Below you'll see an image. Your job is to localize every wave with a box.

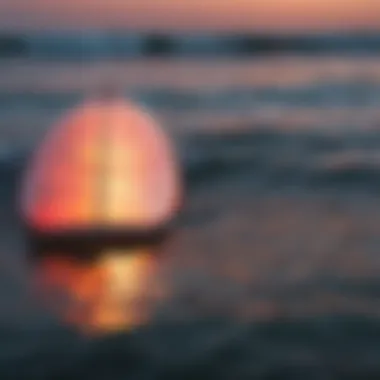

[183,130,380,193]
[2,81,380,111]
[1,32,380,60]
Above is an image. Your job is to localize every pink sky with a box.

[1,0,380,32]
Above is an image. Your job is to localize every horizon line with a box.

[1,26,380,36]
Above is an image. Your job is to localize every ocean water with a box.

[2,55,380,378]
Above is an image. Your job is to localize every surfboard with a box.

[20,97,182,250]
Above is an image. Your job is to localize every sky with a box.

[1,0,380,33]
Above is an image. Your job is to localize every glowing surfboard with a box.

[20,97,182,250]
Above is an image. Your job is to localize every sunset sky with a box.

[1,0,380,32]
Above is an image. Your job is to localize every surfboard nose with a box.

[20,97,183,253]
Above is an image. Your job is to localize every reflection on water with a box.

[32,248,159,335]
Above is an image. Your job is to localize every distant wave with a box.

[2,82,380,111]
[1,32,380,60]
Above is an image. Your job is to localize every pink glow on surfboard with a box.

[20,98,182,233]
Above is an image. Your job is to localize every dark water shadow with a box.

[1,314,380,379]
